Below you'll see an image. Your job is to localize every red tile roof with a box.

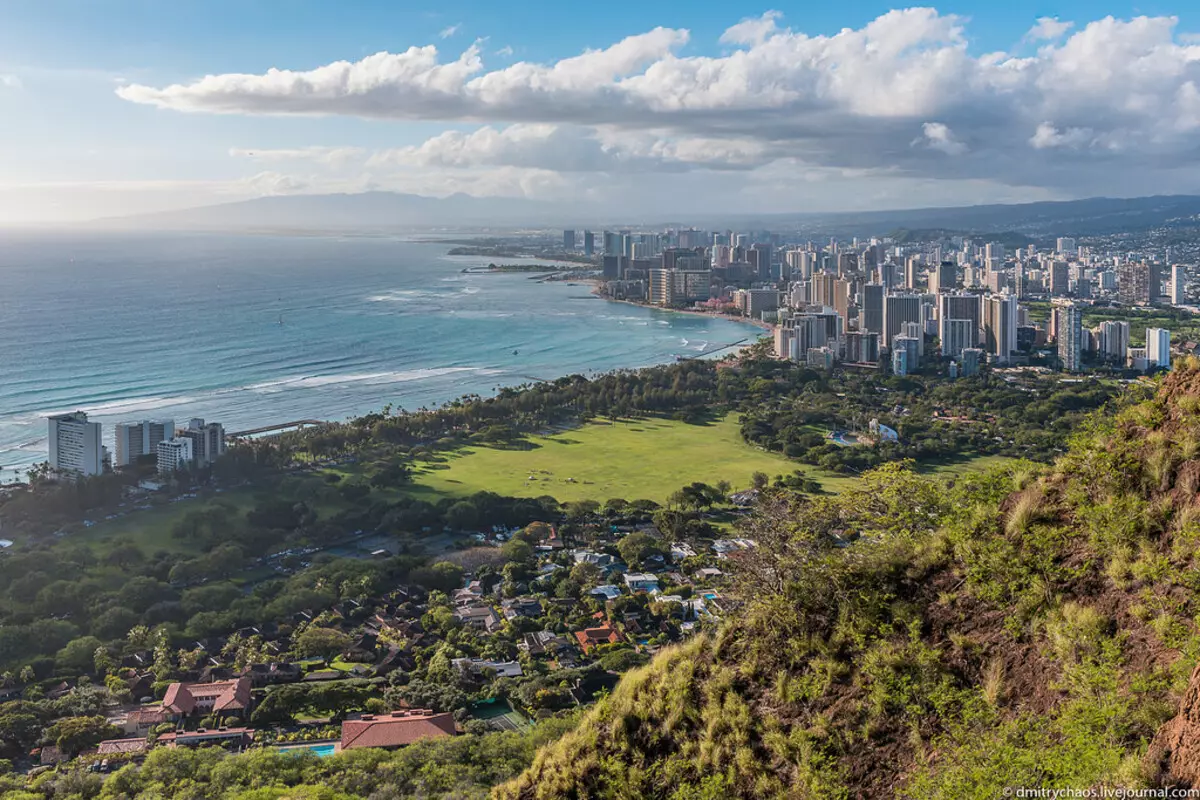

[162,677,251,714]
[574,624,622,653]
[97,738,149,755]
[340,710,457,750]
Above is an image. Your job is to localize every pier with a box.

[226,419,327,438]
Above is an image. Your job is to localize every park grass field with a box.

[412,415,856,502]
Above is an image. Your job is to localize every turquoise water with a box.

[0,232,759,480]
[279,742,337,757]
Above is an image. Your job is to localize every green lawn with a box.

[79,489,258,557]
[410,415,858,502]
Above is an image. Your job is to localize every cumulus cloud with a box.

[1026,17,1074,41]
[916,122,967,155]
[116,9,1200,193]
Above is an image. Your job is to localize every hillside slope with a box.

[498,363,1200,799]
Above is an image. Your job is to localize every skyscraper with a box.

[1055,304,1083,372]
[884,294,924,349]
[861,283,884,335]
[1057,237,1077,255]
[938,294,982,349]
[48,411,103,476]
[1147,328,1172,369]
[114,419,175,468]
[1098,320,1130,363]
[1172,265,1187,306]
[905,256,921,291]
[984,295,1019,364]
[583,231,595,257]
[562,230,575,251]
[1118,262,1152,306]
[156,437,194,476]
[940,319,977,359]
[1050,261,1070,297]
[931,261,958,294]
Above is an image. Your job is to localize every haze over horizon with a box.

[4,0,1200,223]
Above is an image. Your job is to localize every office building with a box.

[114,419,175,468]
[1172,265,1187,306]
[603,231,621,256]
[984,295,1019,364]
[48,411,104,477]
[156,437,194,476]
[178,418,226,466]
[1055,304,1083,372]
[562,230,575,251]
[860,283,884,335]
[583,231,594,257]
[1147,328,1171,369]
[884,294,924,349]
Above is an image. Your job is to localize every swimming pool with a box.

[278,742,337,757]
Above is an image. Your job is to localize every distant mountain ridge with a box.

[97,191,1200,238]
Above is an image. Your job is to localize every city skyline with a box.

[4,2,1200,222]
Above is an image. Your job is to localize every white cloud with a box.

[496,46,514,57]
[1026,17,1074,41]
[916,122,967,155]
[229,146,365,166]
[113,9,1200,194]
[439,23,462,39]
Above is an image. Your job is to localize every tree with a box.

[617,532,664,567]
[56,636,105,673]
[501,539,534,564]
[751,471,770,490]
[44,715,117,756]
[293,627,352,660]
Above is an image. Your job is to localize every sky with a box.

[2,0,1200,223]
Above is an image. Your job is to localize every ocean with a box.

[0,231,760,481]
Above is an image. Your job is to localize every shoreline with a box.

[585,281,775,332]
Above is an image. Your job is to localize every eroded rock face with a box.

[1147,664,1200,787]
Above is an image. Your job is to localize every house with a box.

[96,738,150,757]
[452,657,524,679]
[241,662,303,688]
[339,710,457,750]
[574,624,623,653]
[342,632,379,661]
[373,646,417,678]
[500,597,543,620]
[519,630,573,658]
[670,542,697,560]
[589,584,622,600]
[122,707,171,736]
[451,581,485,606]
[453,604,502,633]
[694,567,724,581]
[162,677,252,719]
[572,550,615,568]
[623,573,661,594]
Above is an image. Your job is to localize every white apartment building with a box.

[156,437,194,475]
[47,411,103,476]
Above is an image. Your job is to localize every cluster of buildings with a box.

[567,228,1188,375]
[46,413,226,478]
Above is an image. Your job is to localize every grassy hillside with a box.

[497,362,1200,799]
